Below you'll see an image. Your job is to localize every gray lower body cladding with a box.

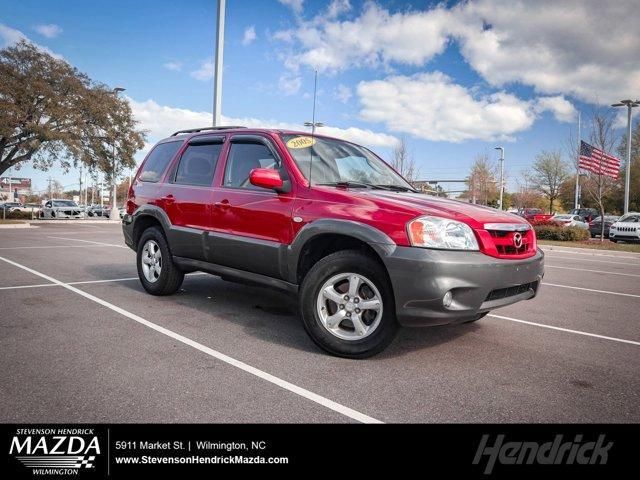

[383,247,545,326]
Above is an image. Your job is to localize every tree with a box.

[390,136,419,182]
[527,151,569,214]
[616,119,640,212]
[582,110,620,240]
[0,41,145,178]
[465,154,498,206]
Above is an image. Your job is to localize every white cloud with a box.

[275,2,451,72]
[242,25,256,46]
[357,72,541,142]
[34,24,62,38]
[127,97,397,148]
[278,74,302,95]
[327,0,351,19]
[163,61,182,71]
[278,0,304,15]
[533,96,577,123]
[274,0,640,104]
[0,23,64,59]
[334,84,352,103]
[190,60,214,81]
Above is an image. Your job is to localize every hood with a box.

[349,190,524,228]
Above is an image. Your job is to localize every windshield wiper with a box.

[374,184,419,193]
[318,181,394,190]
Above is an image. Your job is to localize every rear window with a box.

[139,141,183,183]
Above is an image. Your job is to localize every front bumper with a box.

[383,247,544,326]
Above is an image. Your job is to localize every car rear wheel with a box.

[137,227,184,295]
[300,250,398,358]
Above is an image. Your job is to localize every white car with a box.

[9,203,42,214]
[42,199,84,219]
[609,212,640,243]
[552,214,589,229]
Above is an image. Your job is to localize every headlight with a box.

[407,216,479,250]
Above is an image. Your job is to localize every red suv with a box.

[122,126,544,358]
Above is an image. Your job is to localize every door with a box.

[159,137,224,260]
[208,135,294,278]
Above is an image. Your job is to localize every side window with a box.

[223,142,279,189]
[174,143,222,186]
[139,141,183,183]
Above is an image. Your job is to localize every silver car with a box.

[42,199,84,219]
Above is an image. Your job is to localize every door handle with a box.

[161,194,175,204]
[214,199,230,209]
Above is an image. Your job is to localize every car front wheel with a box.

[300,250,398,358]
[137,227,184,295]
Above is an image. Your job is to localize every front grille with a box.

[616,226,639,232]
[487,229,533,256]
[485,281,538,302]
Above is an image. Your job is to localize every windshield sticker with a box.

[286,136,316,149]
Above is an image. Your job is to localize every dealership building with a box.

[0,177,32,202]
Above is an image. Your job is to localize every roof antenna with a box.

[304,70,321,189]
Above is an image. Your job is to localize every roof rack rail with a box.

[170,126,246,136]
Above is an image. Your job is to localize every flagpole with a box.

[574,111,580,209]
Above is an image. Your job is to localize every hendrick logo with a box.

[8,428,102,476]
[473,434,613,474]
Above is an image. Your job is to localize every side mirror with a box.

[249,168,284,191]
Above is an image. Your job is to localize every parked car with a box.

[86,204,110,218]
[122,126,544,358]
[517,208,554,223]
[589,215,619,238]
[570,208,599,223]
[551,214,589,229]
[9,203,42,214]
[609,213,640,243]
[41,199,83,219]
[1,201,22,212]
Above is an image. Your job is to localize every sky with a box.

[2,0,639,196]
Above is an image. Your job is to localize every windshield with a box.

[52,200,77,207]
[618,214,640,223]
[281,134,413,189]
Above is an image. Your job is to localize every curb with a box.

[0,223,38,229]
[28,219,122,225]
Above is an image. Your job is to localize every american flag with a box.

[578,140,620,179]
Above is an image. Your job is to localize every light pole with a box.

[213,0,226,126]
[611,99,639,214]
[110,87,125,221]
[495,146,505,210]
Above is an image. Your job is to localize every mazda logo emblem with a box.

[513,232,523,248]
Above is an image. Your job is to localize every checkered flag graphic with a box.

[74,456,96,468]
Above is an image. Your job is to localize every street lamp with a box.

[494,146,505,210]
[304,121,324,133]
[110,87,125,221]
[612,100,639,214]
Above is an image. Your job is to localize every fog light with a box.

[443,291,453,308]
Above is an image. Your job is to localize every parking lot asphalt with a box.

[1,222,638,423]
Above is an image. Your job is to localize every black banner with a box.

[1,424,636,478]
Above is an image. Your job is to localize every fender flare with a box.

[285,219,396,283]
[129,204,173,241]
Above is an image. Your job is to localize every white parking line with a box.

[545,265,640,277]
[47,236,128,249]
[0,255,381,424]
[542,282,640,298]
[544,255,640,266]
[0,245,112,250]
[540,247,640,259]
[0,272,207,291]
[489,314,640,347]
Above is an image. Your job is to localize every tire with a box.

[462,311,489,324]
[136,226,184,295]
[590,233,596,238]
[299,250,398,358]
[610,239,617,243]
